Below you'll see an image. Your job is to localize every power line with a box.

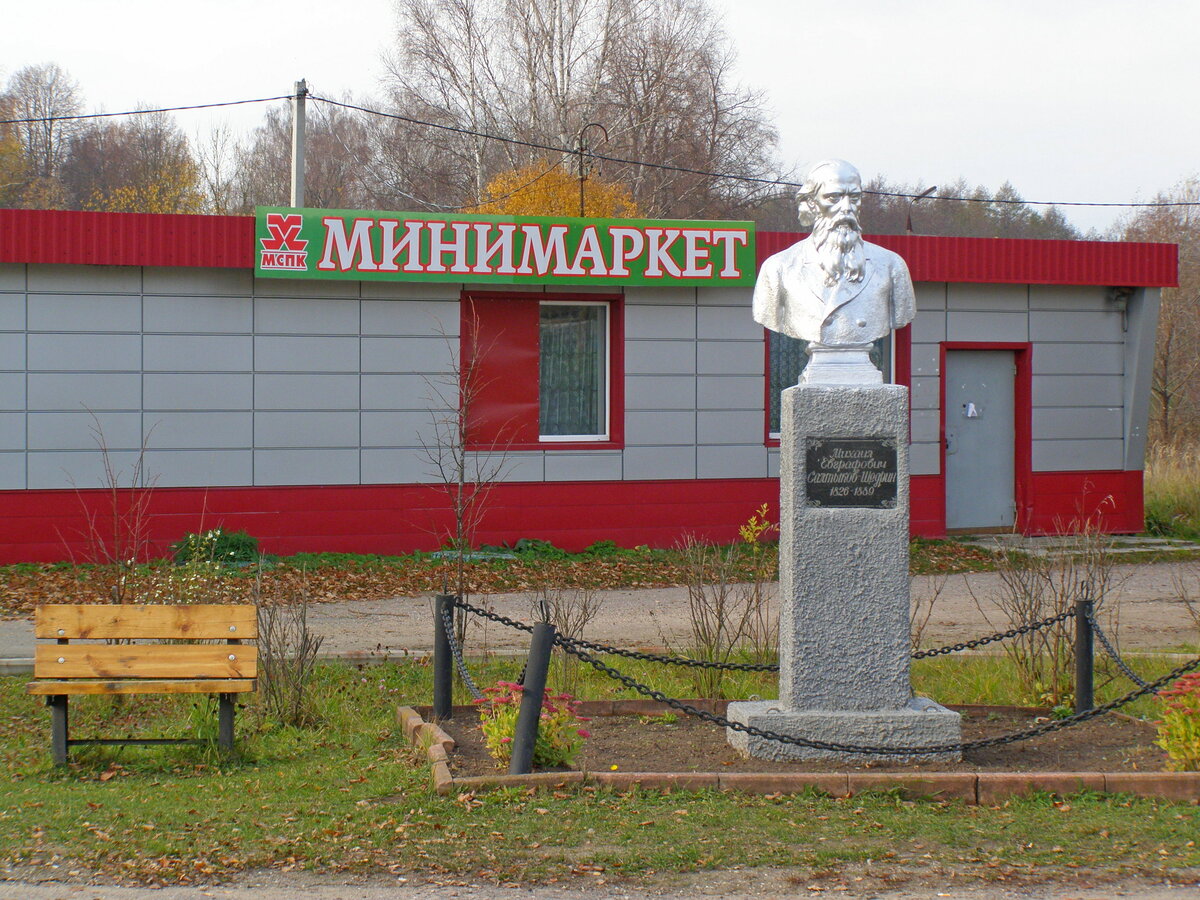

[0,95,293,127]
[3,90,1199,211]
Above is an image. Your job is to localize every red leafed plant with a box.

[1155,672,1200,771]
[475,681,590,768]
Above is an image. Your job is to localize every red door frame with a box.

[938,342,1033,533]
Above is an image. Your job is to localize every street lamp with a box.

[905,185,937,235]
[576,122,608,217]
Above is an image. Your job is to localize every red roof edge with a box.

[0,208,1179,287]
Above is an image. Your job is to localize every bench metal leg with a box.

[48,695,68,765]
[218,694,235,751]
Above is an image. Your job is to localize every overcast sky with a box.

[5,0,1199,234]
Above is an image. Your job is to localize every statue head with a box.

[797,159,865,286]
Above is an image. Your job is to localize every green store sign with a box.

[255,207,755,287]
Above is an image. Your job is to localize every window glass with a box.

[539,303,607,439]
[767,334,892,434]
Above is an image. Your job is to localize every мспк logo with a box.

[259,213,309,271]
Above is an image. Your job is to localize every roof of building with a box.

[0,208,1179,287]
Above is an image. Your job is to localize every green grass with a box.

[1145,442,1200,540]
[2,654,1198,886]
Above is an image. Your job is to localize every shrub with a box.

[1155,672,1200,771]
[172,528,260,566]
[475,681,589,768]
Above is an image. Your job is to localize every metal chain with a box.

[911,609,1077,659]
[1087,607,1155,692]
[553,631,1200,756]
[558,633,780,671]
[441,602,484,701]
[451,597,535,634]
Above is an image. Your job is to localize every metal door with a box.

[944,350,1016,530]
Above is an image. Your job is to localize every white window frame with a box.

[538,300,611,442]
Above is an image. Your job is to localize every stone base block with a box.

[725,697,963,763]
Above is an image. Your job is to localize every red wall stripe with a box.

[0,208,1177,287]
[0,472,1145,564]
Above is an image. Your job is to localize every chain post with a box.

[1074,598,1095,714]
[508,619,557,776]
[433,594,455,720]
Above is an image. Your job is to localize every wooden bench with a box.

[27,604,258,765]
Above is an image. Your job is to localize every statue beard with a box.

[811,214,865,287]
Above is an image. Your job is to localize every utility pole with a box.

[290,79,307,208]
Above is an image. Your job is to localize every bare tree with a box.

[6,63,82,181]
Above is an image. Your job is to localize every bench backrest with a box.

[33,604,258,680]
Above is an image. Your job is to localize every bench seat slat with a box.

[34,644,258,679]
[35,604,257,640]
[28,679,256,696]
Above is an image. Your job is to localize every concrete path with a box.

[3,560,1199,668]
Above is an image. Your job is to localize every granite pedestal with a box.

[727,383,961,762]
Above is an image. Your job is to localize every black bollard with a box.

[1074,598,1094,714]
[433,594,455,721]
[508,620,557,776]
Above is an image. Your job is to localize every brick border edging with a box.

[397,702,1200,804]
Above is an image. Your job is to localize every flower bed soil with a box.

[438,703,1170,778]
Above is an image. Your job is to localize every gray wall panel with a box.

[910,442,940,476]
[625,375,695,410]
[947,283,1027,311]
[1033,375,1124,408]
[1032,342,1124,376]
[29,294,141,332]
[27,450,144,489]
[146,450,254,487]
[0,412,24,450]
[1032,439,1124,472]
[361,373,434,409]
[1030,310,1123,343]
[487,451,545,482]
[697,305,762,340]
[361,282,461,301]
[623,445,696,480]
[911,376,940,410]
[946,311,1028,342]
[768,449,779,479]
[625,410,695,446]
[697,444,767,478]
[143,296,252,333]
[28,373,141,410]
[910,343,940,378]
[911,408,940,444]
[0,293,24,330]
[697,340,762,376]
[0,264,25,292]
[1033,406,1123,441]
[911,311,946,343]
[697,375,763,410]
[255,411,359,448]
[696,286,751,307]
[253,279,361,300]
[915,282,947,310]
[625,286,695,306]
[255,336,360,372]
[360,448,430,483]
[545,452,623,481]
[0,333,25,369]
[0,451,23,489]
[0,373,25,409]
[28,411,141,451]
[624,305,696,340]
[361,410,437,448]
[144,373,252,411]
[144,412,252,449]
[1030,285,1109,311]
[143,267,252,296]
[255,448,359,485]
[254,374,359,410]
[254,296,360,333]
[361,299,459,335]
[28,334,141,371]
[698,410,765,444]
[144,335,253,372]
[28,265,140,294]
[625,340,696,375]
[362,337,455,373]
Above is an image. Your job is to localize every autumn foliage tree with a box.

[472,158,638,217]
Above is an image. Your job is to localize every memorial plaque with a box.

[805,438,897,508]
